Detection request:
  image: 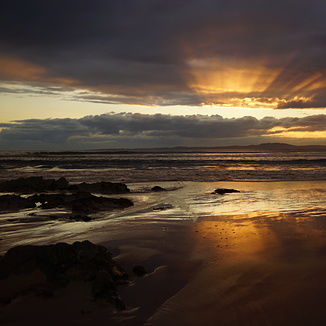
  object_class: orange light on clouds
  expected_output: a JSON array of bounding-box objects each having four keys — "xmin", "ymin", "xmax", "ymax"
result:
[
  {"xmin": 290, "ymin": 73, "xmax": 325, "ymax": 94},
  {"xmin": 183, "ymin": 54, "xmax": 326, "ymax": 109},
  {"xmin": 187, "ymin": 58, "xmax": 281, "ymax": 93},
  {"xmin": 0, "ymin": 55, "xmax": 78, "ymax": 85},
  {"xmin": 0, "ymin": 55, "xmax": 46, "ymax": 80},
  {"xmin": 184, "ymin": 57, "xmax": 283, "ymax": 107},
  {"xmin": 266, "ymin": 126, "xmax": 326, "ymax": 139}
]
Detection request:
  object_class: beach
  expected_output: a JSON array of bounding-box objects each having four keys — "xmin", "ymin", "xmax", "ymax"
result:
[{"xmin": 1, "ymin": 180, "xmax": 326, "ymax": 325}]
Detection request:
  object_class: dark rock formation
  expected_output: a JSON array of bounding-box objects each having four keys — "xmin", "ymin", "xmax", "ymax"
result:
[
  {"xmin": 0, "ymin": 177, "xmax": 130, "ymax": 194},
  {"xmin": 0, "ymin": 195, "xmax": 36, "ymax": 211},
  {"xmin": 0, "ymin": 176, "xmax": 69, "ymax": 193},
  {"xmin": 152, "ymin": 203, "xmax": 173, "ymax": 211},
  {"xmin": 0, "ymin": 192, "xmax": 132, "ymax": 215},
  {"xmin": 132, "ymin": 265, "xmax": 147, "ymax": 277},
  {"xmin": 212, "ymin": 188, "xmax": 240, "ymax": 195},
  {"xmin": 53, "ymin": 177, "xmax": 70, "ymax": 190},
  {"xmin": 7, "ymin": 214, "xmax": 93, "ymax": 223},
  {"xmin": 151, "ymin": 186, "xmax": 166, "ymax": 192},
  {"xmin": 68, "ymin": 181, "xmax": 130, "ymax": 194},
  {"xmin": 0, "ymin": 241, "xmax": 128, "ymax": 308},
  {"xmin": 28, "ymin": 192, "xmax": 133, "ymax": 214}
]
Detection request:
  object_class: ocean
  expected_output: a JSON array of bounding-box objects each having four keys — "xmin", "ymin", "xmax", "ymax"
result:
[
  {"xmin": 1, "ymin": 149, "xmax": 326, "ymax": 254},
  {"xmin": 0, "ymin": 150, "xmax": 326, "ymax": 182},
  {"xmin": 1, "ymin": 150, "xmax": 326, "ymax": 325}
]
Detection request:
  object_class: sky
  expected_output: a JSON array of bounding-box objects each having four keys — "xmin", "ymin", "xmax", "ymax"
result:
[{"xmin": 1, "ymin": 0, "xmax": 326, "ymax": 150}]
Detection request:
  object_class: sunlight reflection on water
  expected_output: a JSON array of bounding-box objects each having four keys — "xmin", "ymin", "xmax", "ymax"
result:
[
  {"xmin": 145, "ymin": 182, "xmax": 326, "ymax": 326},
  {"xmin": 1, "ymin": 181, "xmax": 326, "ymax": 255}
]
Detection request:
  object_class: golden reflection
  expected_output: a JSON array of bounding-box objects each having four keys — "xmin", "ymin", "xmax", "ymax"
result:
[{"xmin": 193, "ymin": 214, "xmax": 279, "ymax": 261}]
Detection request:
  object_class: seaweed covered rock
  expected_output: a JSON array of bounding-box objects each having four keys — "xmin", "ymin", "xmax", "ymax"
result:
[
  {"xmin": 212, "ymin": 188, "xmax": 240, "ymax": 195},
  {"xmin": 0, "ymin": 176, "xmax": 69, "ymax": 193},
  {"xmin": 28, "ymin": 192, "xmax": 133, "ymax": 213},
  {"xmin": 0, "ymin": 241, "xmax": 128, "ymax": 308},
  {"xmin": 151, "ymin": 186, "xmax": 166, "ymax": 192},
  {"xmin": 132, "ymin": 265, "xmax": 147, "ymax": 277},
  {"xmin": 0, "ymin": 194, "xmax": 36, "ymax": 211},
  {"xmin": 0, "ymin": 177, "xmax": 130, "ymax": 195},
  {"xmin": 68, "ymin": 181, "xmax": 130, "ymax": 194}
]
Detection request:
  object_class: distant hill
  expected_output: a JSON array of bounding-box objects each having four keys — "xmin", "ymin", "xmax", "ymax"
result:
[
  {"xmin": 36, "ymin": 143, "xmax": 326, "ymax": 155},
  {"xmin": 97, "ymin": 143, "xmax": 326, "ymax": 153},
  {"xmin": 216, "ymin": 143, "xmax": 326, "ymax": 152}
]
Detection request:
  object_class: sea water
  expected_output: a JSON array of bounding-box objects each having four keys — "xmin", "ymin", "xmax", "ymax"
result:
[
  {"xmin": 0, "ymin": 150, "xmax": 325, "ymax": 182},
  {"xmin": 1, "ymin": 151, "xmax": 326, "ymax": 325},
  {"xmin": 0, "ymin": 150, "xmax": 326, "ymax": 254}
]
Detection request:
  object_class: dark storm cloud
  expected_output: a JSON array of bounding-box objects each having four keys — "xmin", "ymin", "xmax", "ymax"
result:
[
  {"xmin": 0, "ymin": 118, "xmax": 89, "ymax": 143},
  {"xmin": 1, "ymin": 0, "xmax": 326, "ymax": 107},
  {"xmin": 1, "ymin": 113, "xmax": 326, "ymax": 148}
]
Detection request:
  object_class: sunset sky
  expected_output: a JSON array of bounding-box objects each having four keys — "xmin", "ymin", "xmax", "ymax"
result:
[{"xmin": 1, "ymin": 0, "xmax": 326, "ymax": 150}]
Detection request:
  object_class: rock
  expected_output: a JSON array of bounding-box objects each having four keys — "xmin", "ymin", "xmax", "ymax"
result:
[
  {"xmin": 151, "ymin": 186, "xmax": 166, "ymax": 192},
  {"xmin": 0, "ymin": 195, "xmax": 36, "ymax": 211},
  {"xmin": 0, "ymin": 177, "xmax": 130, "ymax": 195},
  {"xmin": 68, "ymin": 181, "xmax": 130, "ymax": 194},
  {"xmin": 0, "ymin": 296, "xmax": 12, "ymax": 305},
  {"xmin": 132, "ymin": 265, "xmax": 147, "ymax": 277},
  {"xmin": 0, "ymin": 241, "xmax": 128, "ymax": 308},
  {"xmin": 67, "ymin": 214, "xmax": 93, "ymax": 222},
  {"xmin": 152, "ymin": 203, "xmax": 173, "ymax": 211},
  {"xmin": 0, "ymin": 191, "xmax": 132, "ymax": 215},
  {"xmin": 53, "ymin": 177, "xmax": 69, "ymax": 190},
  {"xmin": 0, "ymin": 176, "xmax": 56, "ymax": 193},
  {"xmin": 212, "ymin": 188, "xmax": 240, "ymax": 195},
  {"xmin": 28, "ymin": 192, "xmax": 133, "ymax": 213},
  {"xmin": 92, "ymin": 270, "xmax": 115, "ymax": 298}
]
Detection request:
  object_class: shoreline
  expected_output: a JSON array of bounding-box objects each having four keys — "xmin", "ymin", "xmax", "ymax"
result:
[{"xmin": 1, "ymin": 180, "xmax": 326, "ymax": 325}]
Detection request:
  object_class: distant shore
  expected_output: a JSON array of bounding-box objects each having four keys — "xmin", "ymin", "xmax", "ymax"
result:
[{"xmin": 15, "ymin": 142, "xmax": 326, "ymax": 154}]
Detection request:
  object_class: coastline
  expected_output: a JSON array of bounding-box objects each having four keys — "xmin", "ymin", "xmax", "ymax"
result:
[{"xmin": 1, "ymin": 180, "xmax": 326, "ymax": 325}]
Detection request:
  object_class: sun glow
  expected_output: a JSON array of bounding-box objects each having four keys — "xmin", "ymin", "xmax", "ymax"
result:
[
  {"xmin": 184, "ymin": 57, "xmax": 283, "ymax": 107},
  {"xmin": 266, "ymin": 126, "xmax": 326, "ymax": 139},
  {"xmin": 187, "ymin": 58, "xmax": 281, "ymax": 93},
  {"xmin": 184, "ymin": 55, "xmax": 326, "ymax": 109}
]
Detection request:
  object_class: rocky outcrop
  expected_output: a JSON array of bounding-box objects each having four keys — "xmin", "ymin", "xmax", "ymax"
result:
[
  {"xmin": 28, "ymin": 192, "xmax": 133, "ymax": 214},
  {"xmin": 0, "ymin": 192, "xmax": 133, "ymax": 214},
  {"xmin": 0, "ymin": 177, "xmax": 130, "ymax": 194},
  {"xmin": 151, "ymin": 186, "xmax": 167, "ymax": 192},
  {"xmin": 212, "ymin": 188, "xmax": 240, "ymax": 195},
  {"xmin": 68, "ymin": 181, "xmax": 130, "ymax": 194},
  {"xmin": 0, "ymin": 195, "xmax": 36, "ymax": 211},
  {"xmin": 0, "ymin": 241, "xmax": 128, "ymax": 308},
  {"xmin": 132, "ymin": 265, "xmax": 147, "ymax": 277},
  {"xmin": 0, "ymin": 176, "xmax": 69, "ymax": 193}
]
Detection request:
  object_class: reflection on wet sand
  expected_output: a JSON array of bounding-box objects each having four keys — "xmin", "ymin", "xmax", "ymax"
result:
[
  {"xmin": 146, "ymin": 209, "xmax": 326, "ymax": 326},
  {"xmin": 2, "ymin": 181, "xmax": 326, "ymax": 325}
]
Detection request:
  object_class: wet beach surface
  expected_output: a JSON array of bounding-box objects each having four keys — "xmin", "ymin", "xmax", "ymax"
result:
[{"xmin": 1, "ymin": 181, "xmax": 326, "ymax": 325}]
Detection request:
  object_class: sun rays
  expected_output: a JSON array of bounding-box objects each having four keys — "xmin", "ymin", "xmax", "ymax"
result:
[{"xmin": 184, "ymin": 55, "xmax": 325, "ymax": 110}]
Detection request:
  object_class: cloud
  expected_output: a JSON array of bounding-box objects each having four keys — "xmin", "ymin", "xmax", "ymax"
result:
[
  {"xmin": 1, "ymin": 113, "xmax": 326, "ymax": 150},
  {"xmin": 1, "ymin": 0, "xmax": 326, "ymax": 108},
  {"xmin": 0, "ymin": 118, "xmax": 89, "ymax": 143}
]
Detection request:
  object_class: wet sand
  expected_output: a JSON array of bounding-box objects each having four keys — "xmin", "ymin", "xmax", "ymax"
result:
[
  {"xmin": 106, "ymin": 205, "xmax": 326, "ymax": 326},
  {"xmin": 146, "ymin": 214, "xmax": 326, "ymax": 326},
  {"xmin": 2, "ymin": 181, "xmax": 326, "ymax": 325}
]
